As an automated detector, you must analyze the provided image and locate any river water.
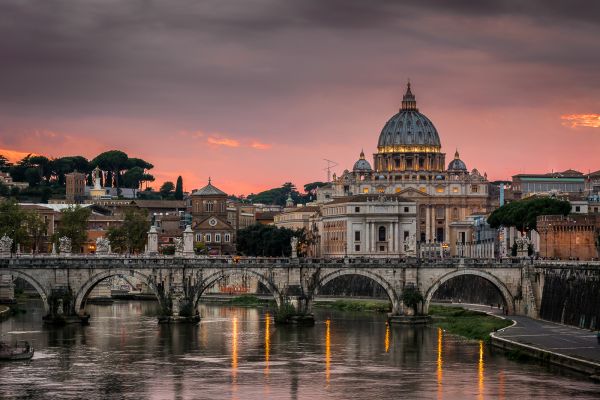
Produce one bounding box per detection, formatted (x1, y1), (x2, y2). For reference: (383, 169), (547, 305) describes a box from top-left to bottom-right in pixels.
(0, 300), (597, 399)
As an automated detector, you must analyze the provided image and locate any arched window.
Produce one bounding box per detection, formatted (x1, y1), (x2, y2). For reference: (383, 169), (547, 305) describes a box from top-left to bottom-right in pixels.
(195, 233), (202, 242)
(378, 226), (386, 242)
(224, 233), (231, 243)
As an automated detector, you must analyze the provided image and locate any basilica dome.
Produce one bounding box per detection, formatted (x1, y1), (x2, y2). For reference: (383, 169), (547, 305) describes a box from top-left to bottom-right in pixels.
(377, 83), (441, 152)
(448, 150), (467, 171)
(353, 150), (372, 172)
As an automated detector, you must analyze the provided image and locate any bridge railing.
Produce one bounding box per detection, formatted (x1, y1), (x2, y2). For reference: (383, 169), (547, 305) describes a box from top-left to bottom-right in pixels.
(2, 252), (598, 268)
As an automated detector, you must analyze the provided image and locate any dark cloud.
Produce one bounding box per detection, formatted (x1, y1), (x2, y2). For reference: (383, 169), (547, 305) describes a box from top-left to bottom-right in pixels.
(0, 0), (598, 121)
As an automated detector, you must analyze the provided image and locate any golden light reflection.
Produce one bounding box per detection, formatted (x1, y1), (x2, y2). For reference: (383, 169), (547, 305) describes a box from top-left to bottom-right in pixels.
(325, 319), (331, 386)
(561, 114), (600, 128)
(437, 328), (443, 400)
(265, 313), (270, 376)
(232, 317), (238, 382)
(478, 340), (484, 400)
(385, 323), (390, 353)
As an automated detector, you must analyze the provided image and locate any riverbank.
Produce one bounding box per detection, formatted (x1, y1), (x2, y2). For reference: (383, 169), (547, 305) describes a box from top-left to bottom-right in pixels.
(451, 303), (600, 380)
(429, 305), (512, 341)
(0, 305), (10, 322)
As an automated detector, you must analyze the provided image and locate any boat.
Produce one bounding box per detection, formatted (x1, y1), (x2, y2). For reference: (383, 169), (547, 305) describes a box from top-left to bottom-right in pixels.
(0, 341), (34, 361)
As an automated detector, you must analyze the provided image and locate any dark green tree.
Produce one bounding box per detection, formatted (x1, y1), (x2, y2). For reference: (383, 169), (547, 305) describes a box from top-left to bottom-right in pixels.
(236, 223), (299, 256)
(0, 200), (29, 251)
(25, 212), (48, 253)
(122, 166), (145, 189)
(402, 286), (424, 315)
(175, 176), (184, 200)
(53, 206), (91, 253)
(91, 150), (129, 189)
(160, 181), (175, 197)
(0, 155), (12, 172)
(487, 197), (571, 232)
(107, 209), (150, 254)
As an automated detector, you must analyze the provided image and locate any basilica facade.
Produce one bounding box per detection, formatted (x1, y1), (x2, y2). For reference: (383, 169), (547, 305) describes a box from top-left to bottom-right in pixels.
(317, 84), (494, 250)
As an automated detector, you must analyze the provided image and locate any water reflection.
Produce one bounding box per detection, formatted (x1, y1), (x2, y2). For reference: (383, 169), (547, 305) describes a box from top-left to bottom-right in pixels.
(478, 340), (484, 400)
(385, 322), (390, 353)
(437, 327), (443, 400)
(325, 319), (331, 386)
(0, 300), (598, 400)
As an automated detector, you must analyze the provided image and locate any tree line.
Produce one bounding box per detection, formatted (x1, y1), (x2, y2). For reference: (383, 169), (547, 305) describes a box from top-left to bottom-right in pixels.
(0, 150), (185, 202)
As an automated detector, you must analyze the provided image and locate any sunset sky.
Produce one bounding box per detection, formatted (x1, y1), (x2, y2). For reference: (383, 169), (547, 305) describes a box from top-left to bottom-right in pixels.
(0, 1), (599, 195)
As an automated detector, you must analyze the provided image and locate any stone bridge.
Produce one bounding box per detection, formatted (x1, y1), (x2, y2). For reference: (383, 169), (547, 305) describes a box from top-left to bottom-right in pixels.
(0, 256), (596, 324)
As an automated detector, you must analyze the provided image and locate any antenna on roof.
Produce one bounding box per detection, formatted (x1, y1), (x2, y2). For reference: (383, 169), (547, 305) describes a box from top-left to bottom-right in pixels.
(323, 159), (338, 182)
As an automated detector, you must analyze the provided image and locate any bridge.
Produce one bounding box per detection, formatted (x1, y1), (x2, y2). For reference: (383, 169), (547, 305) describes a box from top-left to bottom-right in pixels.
(0, 255), (597, 324)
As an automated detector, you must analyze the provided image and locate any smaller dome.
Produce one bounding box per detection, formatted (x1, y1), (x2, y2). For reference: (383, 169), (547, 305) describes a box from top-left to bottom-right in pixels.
(448, 149), (467, 171)
(353, 150), (372, 172)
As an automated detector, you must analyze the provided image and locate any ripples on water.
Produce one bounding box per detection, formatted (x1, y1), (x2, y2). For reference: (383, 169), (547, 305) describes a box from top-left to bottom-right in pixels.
(0, 300), (597, 399)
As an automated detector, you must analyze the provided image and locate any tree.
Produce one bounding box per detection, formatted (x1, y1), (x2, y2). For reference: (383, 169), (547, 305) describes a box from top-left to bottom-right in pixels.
(247, 182), (303, 206)
(402, 286), (424, 315)
(53, 206), (91, 253)
(122, 166), (145, 189)
(303, 181), (327, 201)
(107, 209), (150, 254)
(160, 181), (175, 197)
(487, 197), (571, 232)
(25, 212), (48, 253)
(175, 176), (184, 200)
(236, 223), (299, 256)
(0, 154), (12, 172)
(0, 200), (29, 251)
(91, 150), (129, 189)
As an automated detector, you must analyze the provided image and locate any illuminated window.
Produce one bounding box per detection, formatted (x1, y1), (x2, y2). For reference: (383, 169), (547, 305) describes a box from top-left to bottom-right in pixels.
(363, 188), (369, 194)
(452, 187), (459, 193)
(471, 185), (478, 193)
(377, 187), (385, 193)
(395, 188), (402, 193)
(436, 187), (444, 193)
(419, 187), (426, 193)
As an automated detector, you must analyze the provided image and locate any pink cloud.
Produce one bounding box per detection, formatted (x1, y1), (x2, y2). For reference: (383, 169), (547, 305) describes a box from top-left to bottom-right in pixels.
(207, 136), (240, 147)
(250, 141), (272, 150)
(561, 114), (600, 128)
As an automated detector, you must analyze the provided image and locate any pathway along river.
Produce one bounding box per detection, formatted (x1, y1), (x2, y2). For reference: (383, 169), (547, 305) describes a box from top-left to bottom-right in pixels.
(0, 300), (598, 399)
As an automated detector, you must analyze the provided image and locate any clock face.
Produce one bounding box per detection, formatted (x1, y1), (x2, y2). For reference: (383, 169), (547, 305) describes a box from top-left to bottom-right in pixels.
(209, 218), (217, 227)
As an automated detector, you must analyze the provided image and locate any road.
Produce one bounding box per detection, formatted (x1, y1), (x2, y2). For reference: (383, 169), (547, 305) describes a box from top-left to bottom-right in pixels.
(447, 302), (600, 365)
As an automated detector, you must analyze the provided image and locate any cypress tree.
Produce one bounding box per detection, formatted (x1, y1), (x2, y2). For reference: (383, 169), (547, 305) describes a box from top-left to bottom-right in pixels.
(175, 176), (184, 200)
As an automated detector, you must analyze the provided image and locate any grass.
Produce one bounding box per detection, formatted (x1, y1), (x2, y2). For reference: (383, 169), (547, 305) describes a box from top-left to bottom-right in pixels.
(225, 294), (270, 307)
(313, 299), (391, 313)
(429, 305), (512, 341)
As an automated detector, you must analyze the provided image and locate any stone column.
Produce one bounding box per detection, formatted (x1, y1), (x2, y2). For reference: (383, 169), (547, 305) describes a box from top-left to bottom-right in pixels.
(425, 206), (431, 242)
(371, 222), (376, 253)
(147, 226), (158, 255)
(365, 222), (369, 254)
(183, 225), (194, 256)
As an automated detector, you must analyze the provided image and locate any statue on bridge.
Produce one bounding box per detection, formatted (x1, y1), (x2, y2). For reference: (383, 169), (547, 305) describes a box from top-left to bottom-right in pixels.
(173, 237), (184, 256)
(59, 236), (72, 255)
(95, 237), (110, 255)
(0, 235), (13, 256)
(290, 237), (298, 258)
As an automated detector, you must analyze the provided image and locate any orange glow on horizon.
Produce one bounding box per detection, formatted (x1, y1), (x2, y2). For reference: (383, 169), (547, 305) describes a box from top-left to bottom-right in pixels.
(207, 136), (240, 147)
(561, 114), (600, 128)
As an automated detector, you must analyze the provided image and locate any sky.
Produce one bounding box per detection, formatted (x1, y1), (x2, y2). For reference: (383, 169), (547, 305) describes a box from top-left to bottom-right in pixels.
(0, 0), (599, 195)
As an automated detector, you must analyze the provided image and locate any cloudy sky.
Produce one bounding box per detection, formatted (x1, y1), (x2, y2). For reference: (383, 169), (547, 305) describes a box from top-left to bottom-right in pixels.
(1, 0), (599, 195)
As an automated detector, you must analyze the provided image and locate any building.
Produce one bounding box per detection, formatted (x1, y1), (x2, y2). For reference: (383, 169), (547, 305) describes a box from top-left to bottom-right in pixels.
(318, 83), (493, 245)
(274, 205), (320, 231)
(190, 179), (235, 255)
(511, 170), (585, 198)
(449, 214), (497, 258)
(0, 172), (29, 190)
(537, 214), (600, 260)
(65, 171), (86, 203)
(315, 194), (417, 258)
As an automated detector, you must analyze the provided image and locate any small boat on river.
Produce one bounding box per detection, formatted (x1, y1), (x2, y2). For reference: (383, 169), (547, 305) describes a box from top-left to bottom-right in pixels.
(0, 341), (34, 361)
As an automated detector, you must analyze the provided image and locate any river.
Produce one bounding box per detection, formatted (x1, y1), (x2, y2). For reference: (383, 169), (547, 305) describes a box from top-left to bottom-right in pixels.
(0, 300), (597, 399)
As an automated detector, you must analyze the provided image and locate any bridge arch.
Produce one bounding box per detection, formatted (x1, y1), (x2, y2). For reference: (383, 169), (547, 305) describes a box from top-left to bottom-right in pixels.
(423, 269), (515, 315)
(4, 269), (50, 314)
(313, 269), (400, 314)
(196, 268), (283, 308)
(74, 269), (160, 313)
